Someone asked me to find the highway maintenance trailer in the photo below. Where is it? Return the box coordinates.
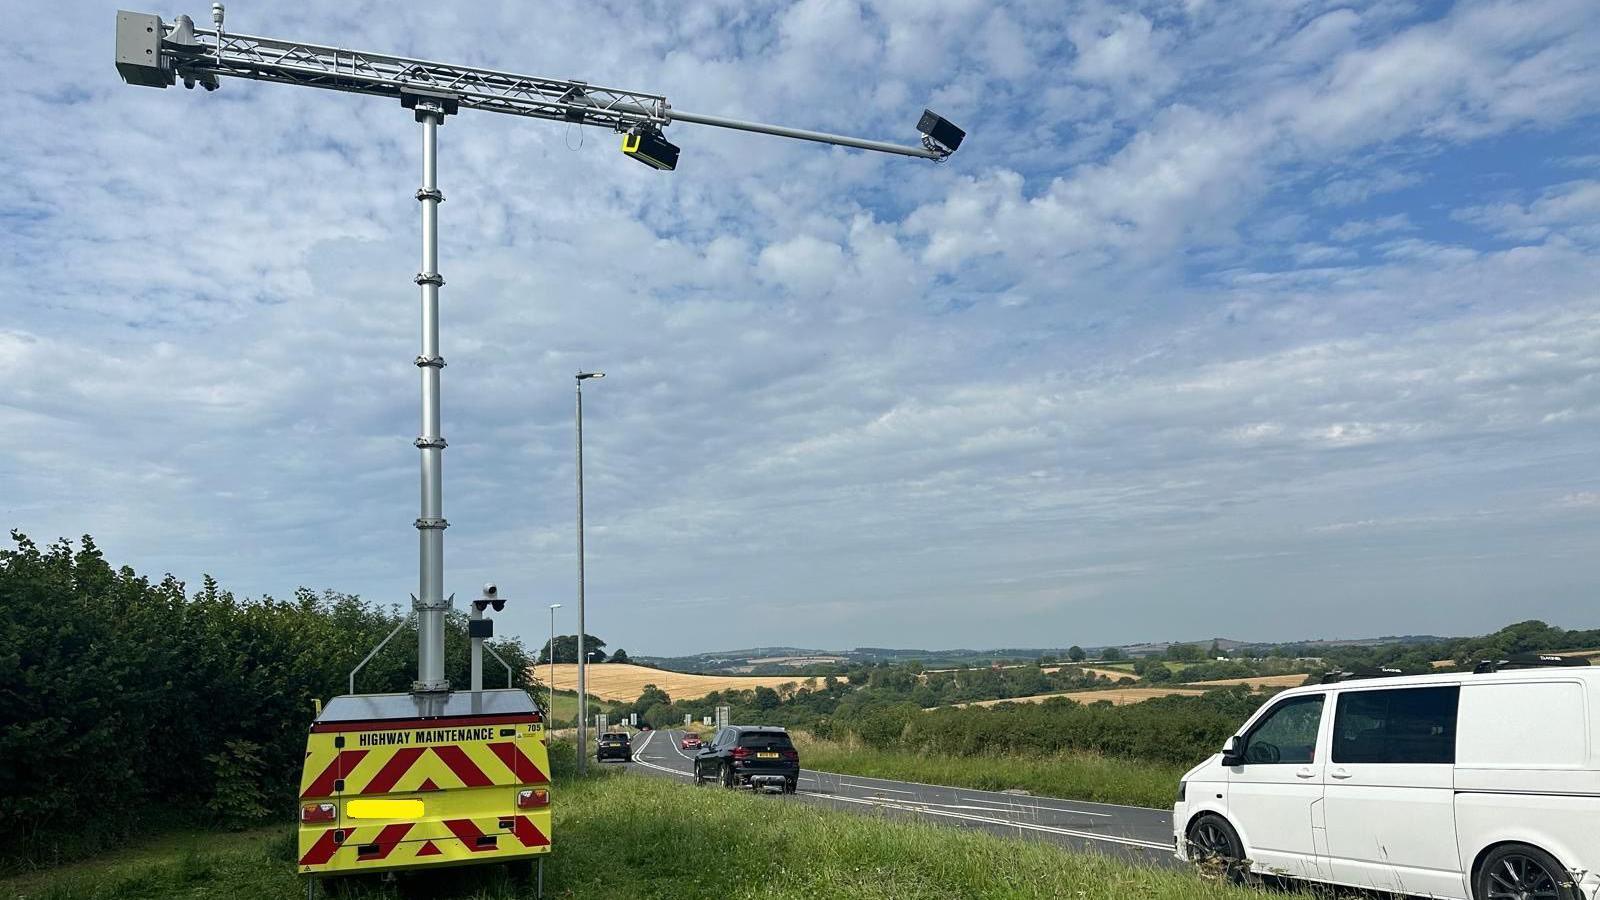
[298,689,552,891]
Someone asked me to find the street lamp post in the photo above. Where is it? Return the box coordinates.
[575,371,604,775]
[547,602,561,713]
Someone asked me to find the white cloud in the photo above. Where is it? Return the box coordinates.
[3,0,1599,655]
[1455,181,1600,243]
[1331,213,1413,242]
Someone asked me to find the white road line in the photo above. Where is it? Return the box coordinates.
[802,769,1166,814]
[801,791,1173,851]
[947,796,1113,817]
[630,731,695,779]
[838,782,915,794]
[883,798,1110,817]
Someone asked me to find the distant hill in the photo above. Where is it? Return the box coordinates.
[635,632,1456,674]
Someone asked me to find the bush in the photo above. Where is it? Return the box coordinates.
[205,740,271,828]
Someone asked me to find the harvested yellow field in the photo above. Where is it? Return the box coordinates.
[539,663,814,702]
[1431,648,1600,669]
[1179,673,1312,689]
[1049,665,1138,681]
[941,671,1314,709]
[949,686,1207,708]
[923,664,1135,680]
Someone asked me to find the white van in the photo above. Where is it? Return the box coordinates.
[1172,657,1598,899]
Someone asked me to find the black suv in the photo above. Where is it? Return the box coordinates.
[596,731,631,762]
[692,725,799,793]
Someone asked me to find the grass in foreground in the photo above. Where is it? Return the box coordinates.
[795,734,1187,809]
[5,771,1252,900]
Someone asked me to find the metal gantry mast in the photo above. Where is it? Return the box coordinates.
[115,7,964,715]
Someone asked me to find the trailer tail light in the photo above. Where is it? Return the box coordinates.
[300,802,336,823]
[517,789,549,809]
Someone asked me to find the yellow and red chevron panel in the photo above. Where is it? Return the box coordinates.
[300,716,548,799]
[298,814,551,873]
[300,739,548,798]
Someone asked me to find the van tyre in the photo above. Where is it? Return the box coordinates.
[1186,814,1253,884]
[1474,844,1578,900]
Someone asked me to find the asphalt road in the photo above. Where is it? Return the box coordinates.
[620,729,1181,867]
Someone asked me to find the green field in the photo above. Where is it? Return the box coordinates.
[3,769,1248,900]
[795,734,1187,809]
[543,690,610,727]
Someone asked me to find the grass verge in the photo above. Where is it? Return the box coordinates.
[543,690,609,728]
[795,734,1186,809]
[4,769,1251,899]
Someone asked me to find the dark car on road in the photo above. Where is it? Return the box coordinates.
[692,725,798,793]
[596,731,631,762]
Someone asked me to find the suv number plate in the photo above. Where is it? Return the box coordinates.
[757,752,779,759]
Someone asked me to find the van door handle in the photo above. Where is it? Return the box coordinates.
[1295,767,1315,779]
[1329,767,1353,779]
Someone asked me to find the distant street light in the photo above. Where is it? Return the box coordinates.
[547,602,562,711]
[575,371,604,775]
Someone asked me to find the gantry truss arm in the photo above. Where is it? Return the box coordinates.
[170,23,671,131]
[116,10,959,160]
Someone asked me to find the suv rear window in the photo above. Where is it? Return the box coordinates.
[737,732,793,750]
[602,733,628,740]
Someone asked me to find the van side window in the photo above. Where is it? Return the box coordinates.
[1242,694,1324,764]
[1332,686,1459,765]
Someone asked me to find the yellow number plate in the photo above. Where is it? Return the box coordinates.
[757,752,779,759]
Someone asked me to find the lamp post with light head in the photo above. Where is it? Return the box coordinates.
[574,371,603,774]
[547,602,562,712]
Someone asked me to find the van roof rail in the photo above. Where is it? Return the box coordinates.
[1472,654,1591,674]
[1319,665,1407,684]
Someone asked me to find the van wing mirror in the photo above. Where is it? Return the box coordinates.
[1222,736,1245,767]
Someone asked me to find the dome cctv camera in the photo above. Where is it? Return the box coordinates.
[483,582,498,597]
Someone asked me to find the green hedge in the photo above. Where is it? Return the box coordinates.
[880,688,1264,765]
[0,533,538,869]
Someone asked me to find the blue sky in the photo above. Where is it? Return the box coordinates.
[3,0,1598,655]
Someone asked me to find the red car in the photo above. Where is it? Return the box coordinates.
[680,734,702,751]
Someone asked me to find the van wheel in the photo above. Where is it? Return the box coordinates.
[1474,844,1577,900]
[1186,814,1253,884]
